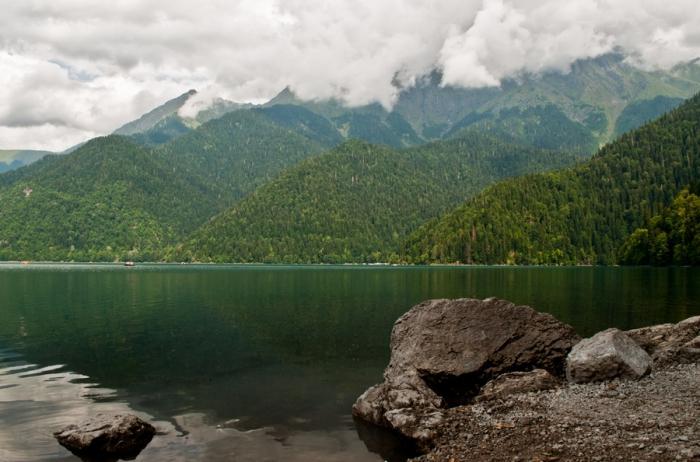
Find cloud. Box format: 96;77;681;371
0;0;699;150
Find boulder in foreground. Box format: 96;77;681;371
566;328;652;383
352;298;580;439
54;413;155;460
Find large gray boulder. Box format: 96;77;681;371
566;328;652;383
626;316;700;366
54;413;155;460
352;298;580;438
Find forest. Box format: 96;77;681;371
404;94;700;265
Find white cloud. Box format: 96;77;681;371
0;0;699;150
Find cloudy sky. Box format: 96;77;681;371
1;0;699;151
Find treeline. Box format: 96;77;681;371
404;94;700;265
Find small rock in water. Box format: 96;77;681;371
54;413;155;460
566;328;652;383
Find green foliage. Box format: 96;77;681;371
404;94;700;265
178;134;580;263
0;136;218;262
619;189;700;265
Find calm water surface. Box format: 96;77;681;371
0;264;698;461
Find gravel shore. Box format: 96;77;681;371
412;363;700;461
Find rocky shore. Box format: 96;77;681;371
352;298;700;461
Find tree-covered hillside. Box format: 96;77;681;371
404;94;700;265
154;109;326;203
0;136;219;261
177;135;581;263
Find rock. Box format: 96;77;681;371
626;316;700;366
476;369;560;402
54;413;155;460
384;408;445;445
353;298;580;435
566;329;652;383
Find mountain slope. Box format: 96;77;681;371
114;90;197;136
0;136;218;261
264;91;426;149
154;109;326;203
404;94;700;265
177;135;581;263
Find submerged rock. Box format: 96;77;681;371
54;413;155;460
626;315;700;366
475;369;560;402
566;328;652;383
352;298;580;437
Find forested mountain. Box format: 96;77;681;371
177;134;581;263
0;150;55;173
154;109;326;203
619;188;700;266
404;94;700;265
0;107;331;262
0;136;219;261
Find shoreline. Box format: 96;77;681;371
414;362;700;461
351;298;700;462
0;260;695;269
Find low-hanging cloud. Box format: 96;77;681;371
1;0;699;150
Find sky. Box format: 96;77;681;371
1;0;699;151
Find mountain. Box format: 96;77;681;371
176;134;582;263
113;90;253;147
154;109;326;203
264;90;425;149
613;96;684;137
114;90;197;136
266;54;700;154
0;150;55;173
403;93;700;265
0;106;332;261
0;136;218;262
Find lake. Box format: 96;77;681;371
0;264;698;461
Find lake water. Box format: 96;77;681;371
0;264;698;462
